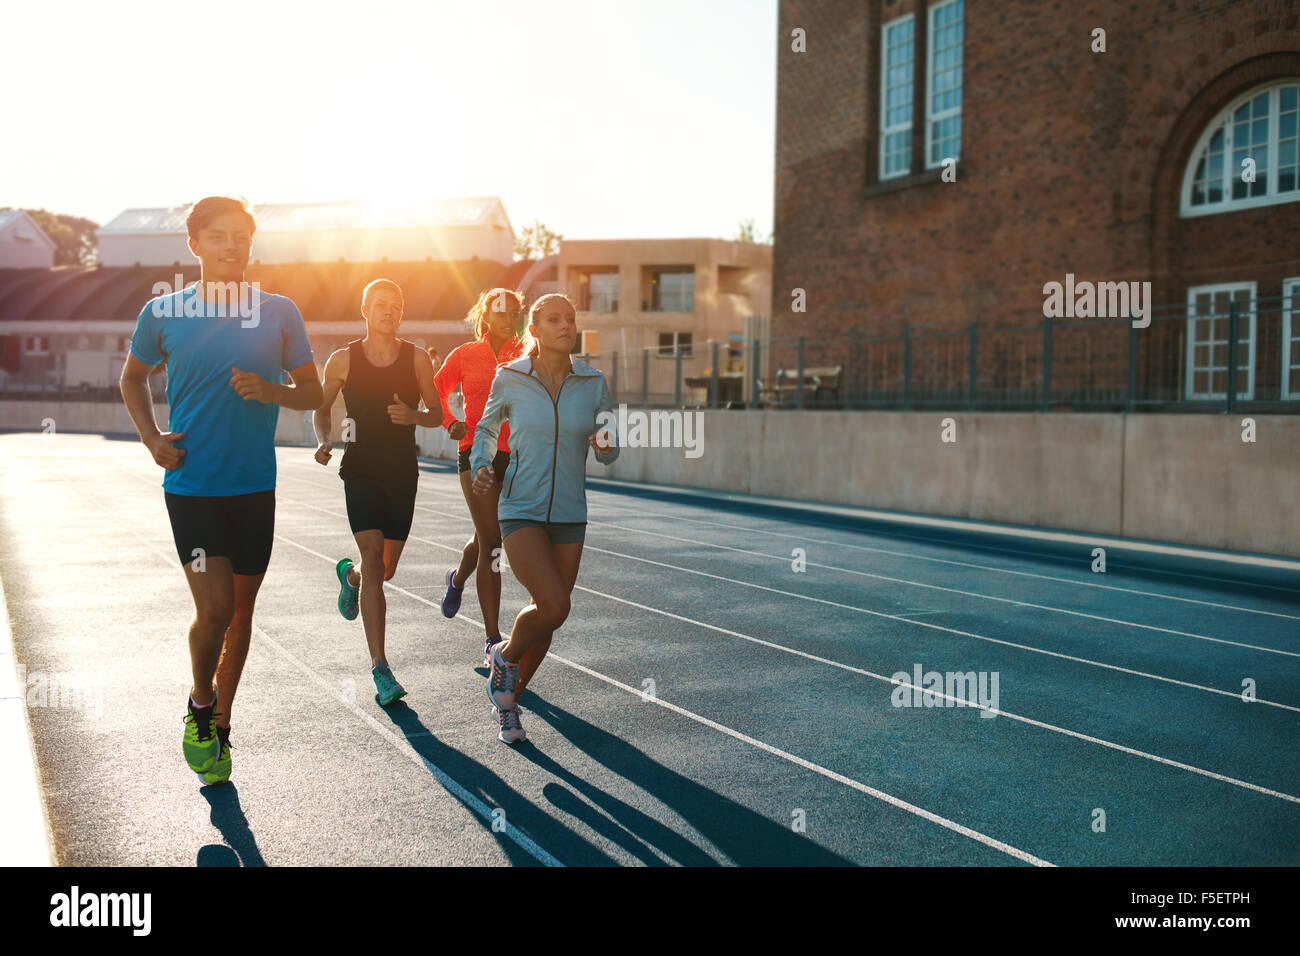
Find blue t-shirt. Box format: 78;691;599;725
129;285;314;496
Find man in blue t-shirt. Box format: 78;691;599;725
120;196;323;786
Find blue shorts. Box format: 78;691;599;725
498;519;586;545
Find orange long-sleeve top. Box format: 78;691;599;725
434;335;527;452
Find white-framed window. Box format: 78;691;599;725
1282;277;1300;400
925;0;964;169
879;14;915;180
1185;283;1256;400
588;272;619;312
657;331;693;358
23;336;50;355
1181;80;1300;217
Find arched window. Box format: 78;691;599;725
1181;80;1299;216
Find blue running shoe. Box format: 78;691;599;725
441;568;464;618
336;558;359;621
372;662;407;707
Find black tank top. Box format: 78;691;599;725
339;338;420;480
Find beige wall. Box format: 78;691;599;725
3;402;1294;557
585;410;1300;558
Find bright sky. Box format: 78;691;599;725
1;0;777;242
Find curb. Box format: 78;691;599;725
0;567;55;865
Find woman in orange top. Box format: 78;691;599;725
435;288;527;662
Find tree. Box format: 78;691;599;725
732;218;773;244
2;208;99;266
513;220;563;260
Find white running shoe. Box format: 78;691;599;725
492;705;527;744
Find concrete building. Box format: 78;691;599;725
0;211;56;269
96;197;515;268
556;238;772;403
773;0;1300;408
0;258;543;393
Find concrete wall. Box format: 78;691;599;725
2;401;1294;557
585;409;1300;558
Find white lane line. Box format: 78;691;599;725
0;564;56;866
268;484;1300;809
583;478;1300;579
585;498;1300;621
266;511;1054;867
276;475;1298;713
282;469;1300;659
254;621;563;867
81;470;563;868
586;519;1300;659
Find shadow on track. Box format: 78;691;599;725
381;700;614;866
519;690;856;866
197;783;265;867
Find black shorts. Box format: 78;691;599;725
457;449;511;484
344;477;418;540
164;490;276;576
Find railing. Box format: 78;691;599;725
587;293;1300;413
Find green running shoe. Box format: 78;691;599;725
372;663;407;707
336;558;359;620
197;730;232;786
183;694;220;773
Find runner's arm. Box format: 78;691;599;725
432;348;462;430
412;348;449;427
313;349;349;446
590;374;620;465
470;371;508;478
269;361;324;411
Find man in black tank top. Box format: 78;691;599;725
312;279;451;706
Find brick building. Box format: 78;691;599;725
773;0;1300;408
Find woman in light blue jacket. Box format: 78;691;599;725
471;293;618;743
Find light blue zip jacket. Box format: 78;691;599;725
471;355;619;523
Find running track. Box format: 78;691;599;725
1;432;1297;866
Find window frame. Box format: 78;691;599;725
1184;282;1257;400
1180;80;1300;218
656;331;694;359
1282;276;1300;400
878;13;916;181
586;270;619;313
924;0;964;171
649;268;695;313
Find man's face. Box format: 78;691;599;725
363;289;403;334
187;212;252;282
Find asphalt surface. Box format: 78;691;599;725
1;431;1297;866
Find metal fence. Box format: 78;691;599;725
591;292;1300;413
6;293;1297;414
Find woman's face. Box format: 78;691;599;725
529;300;577;354
486;292;522;339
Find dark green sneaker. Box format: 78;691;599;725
372;663;406;707
183;694;220;773
336;558;359;620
